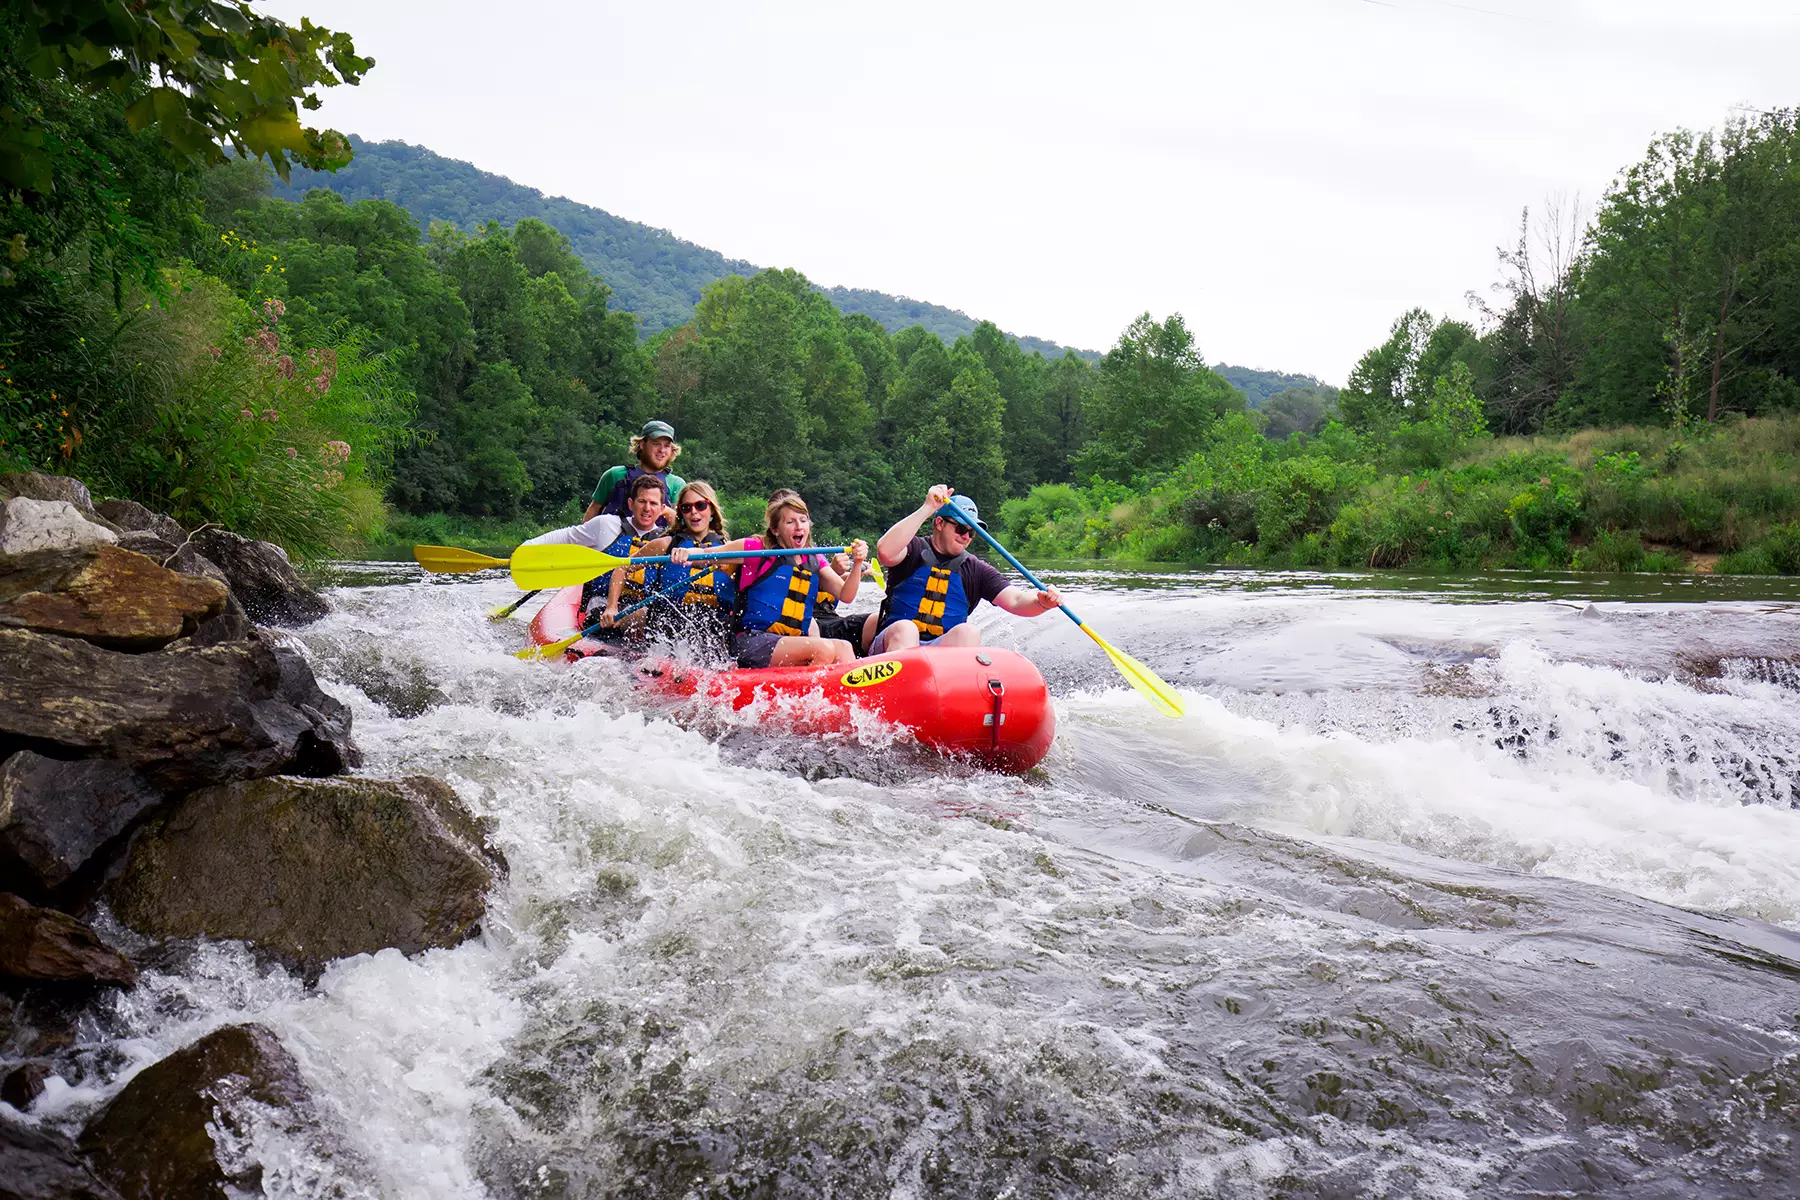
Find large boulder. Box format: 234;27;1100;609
0;1114;123;1200
0;498;116;557
0;893;135;986
78;1023;312;1200
0;629;359;793
110;776;500;973
0;753;165;895
187;528;327;626
0;545;228;651
0;473;118;532
94;499;184;545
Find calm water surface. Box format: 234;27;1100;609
40;565;1800;1197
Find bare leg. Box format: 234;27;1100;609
933;624;982;647
868;620;921;655
769;636;853;668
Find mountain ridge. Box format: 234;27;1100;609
274;136;1099;360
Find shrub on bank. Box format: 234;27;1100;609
1001;414;1800;574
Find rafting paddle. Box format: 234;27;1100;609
413;545;510;573
508;543;850;591
940;505;1187;719
515;572;697;661
488;590;541;620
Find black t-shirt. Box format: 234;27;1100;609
890;537;1010;610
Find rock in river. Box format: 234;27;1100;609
94;498;184;545
0;628;359;792
0;1113;122;1200
188;527;328;626
0;544;228;651
0;752;165;895
0;893;135;986
78;1023;314;1200
0;498;117;557
110;776;501;973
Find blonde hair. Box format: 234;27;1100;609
674;480;727;539
629;434;683;465
763;491;813;549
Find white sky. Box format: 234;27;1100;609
273;0;1799;382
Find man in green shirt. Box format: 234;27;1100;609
583;419;687;522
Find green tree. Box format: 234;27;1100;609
1075;312;1240;482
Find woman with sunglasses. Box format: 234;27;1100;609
602;481;736;658
862;483;1062;655
676;490;868;668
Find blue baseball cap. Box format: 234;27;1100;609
940;495;986;529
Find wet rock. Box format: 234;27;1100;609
0;752;165;895
0;629;359;793
111;531;175;560
2;1060;48;1109
0;498;116;557
0;894;135;986
0;473;118;532
78;1023;308;1200
0;1113;123;1199
0;545;228;651
110;775;500;973
94;499;183;544
188;527;328;626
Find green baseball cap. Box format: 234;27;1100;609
641;419;676;440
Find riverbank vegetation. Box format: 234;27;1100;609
3;1;1797;571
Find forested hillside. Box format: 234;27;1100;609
276;137;1096;358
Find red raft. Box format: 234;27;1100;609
526;585;1056;772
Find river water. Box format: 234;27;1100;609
42;566;1800;1197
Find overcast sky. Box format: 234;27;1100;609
273;0;1798;382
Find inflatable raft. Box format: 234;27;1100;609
526;585;1056;772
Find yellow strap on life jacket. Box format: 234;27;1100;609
768;566;814;636
910;565;954;637
619;532;653;603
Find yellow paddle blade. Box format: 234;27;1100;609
515;631;581;661
1082;625;1186;719
868;557;887;589
508;544;629;590
413;545;508;574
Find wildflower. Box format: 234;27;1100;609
240;408;255;419
324;439;351;463
277;354;295;379
262;408;279;422
206;345;221;360
286;446;298;458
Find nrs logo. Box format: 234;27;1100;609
840;659;903;688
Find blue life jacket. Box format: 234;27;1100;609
579;520;660;615
653;531;735;611
736;555;821;637
600;465;672;518
878;543;970;639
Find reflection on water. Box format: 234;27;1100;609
42;563;1800;1197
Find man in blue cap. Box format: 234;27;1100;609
861;484;1062;655
583;419;687;522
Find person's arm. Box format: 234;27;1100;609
877;484;951;567
993;583;1062;617
821;540;869;605
602;564;627;626
672;536;749;567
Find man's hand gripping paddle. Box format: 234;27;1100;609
942;506;1186;719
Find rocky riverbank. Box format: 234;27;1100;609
0;472;503;1198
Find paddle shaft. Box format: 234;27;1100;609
491;589;540;619
534;569;711;658
935;505;1085;628
629;544;847;568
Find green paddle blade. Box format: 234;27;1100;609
509;543;629;590
414;545;508;574
1082;625;1186;719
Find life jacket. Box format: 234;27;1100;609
736;546;824;638
580;519;661;614
599;465;672;518
662;530;735;610
815;584;840;615
878;543;971;639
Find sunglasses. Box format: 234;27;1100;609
677;500;712;513
944;521;973;537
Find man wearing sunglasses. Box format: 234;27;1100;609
862;484;1062;655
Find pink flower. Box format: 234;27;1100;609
286;446;298;458
206;345;222;360
277;354;295;379
240;408;255;419
262;408;279;422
